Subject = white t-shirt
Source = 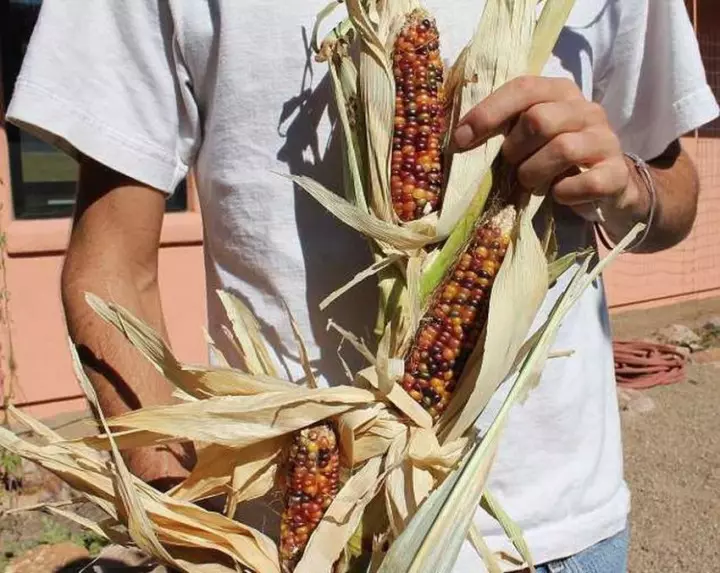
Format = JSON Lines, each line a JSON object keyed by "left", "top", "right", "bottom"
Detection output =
{"left": 8, "top": 0, "right": 718, "bottom": 570}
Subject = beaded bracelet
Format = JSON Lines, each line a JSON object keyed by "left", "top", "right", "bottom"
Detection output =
{"left": 594, "top": 151, "right": 658, "bottom": 252}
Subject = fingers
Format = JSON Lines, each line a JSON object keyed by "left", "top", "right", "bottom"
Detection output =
{"left": 448, "top": 75, "right": 632, "bottom": 215}
{"left": 452, "top": 76, "right": 583, "bottom": 151}
{"left": 552, "top": 157, "right": 629, "bottom": 207}
{"left": 501, "top": 100, "right": 608, "bottom": 165}
{"left": 516, "top": 126, "right": 622, "bottom": 191}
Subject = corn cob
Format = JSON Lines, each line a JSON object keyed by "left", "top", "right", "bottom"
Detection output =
{"left": 401, "top": 206, "right": 516, "bottom": 419}
{"left": 391, "top": 9, "right": 447, "bottom": 222}
{"left": 280, "top": 421, "right": 341, "bottom": 572}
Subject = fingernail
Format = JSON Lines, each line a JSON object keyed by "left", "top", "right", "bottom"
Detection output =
{"left": 453, "top": 124, "right": 475, "bottom": 150}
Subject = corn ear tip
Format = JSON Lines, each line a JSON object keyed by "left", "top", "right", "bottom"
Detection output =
{"left": 494, "top": 204, "right": 517, "bottom": 236}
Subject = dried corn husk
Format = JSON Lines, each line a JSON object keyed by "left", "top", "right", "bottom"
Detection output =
{"left": 0, "top": 406, "right": 281, "bottom": 573}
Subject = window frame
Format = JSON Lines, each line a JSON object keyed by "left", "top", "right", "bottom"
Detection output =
{"left": 0, "top": 0, "right": 189, "bottom": 221}
{"left": 0, "top": 0, "right": 202, "bottom": 256}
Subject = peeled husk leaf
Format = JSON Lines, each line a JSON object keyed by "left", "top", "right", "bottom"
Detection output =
{"left": 169, "top": 440, "right": 286, "bottom": 505}
{"left": 384, "top": 428, "right": 468, "bottom": 537}
{"left": 481, "top": 489, "right": 535, "bottom": 571}
{"left": 468, "top": 523, "right": 503, "bottom": 573}
{"left": 377, "top": 220, "right": 644, "bottom": 573}
{"left": 3, "top": 298, "right": 423, "bottom": 572}
{"left": 85, "top": 292, "right": 295, "bottom": 399}
{"left": 78, "top": 386, "right": 380, "bottom": 451}
{"left": 4, "top": 215, "right": 639, "bottom": 573}
{"left": 68, "top": 295, "right": 452, "bottom": 569}
{"left": 294, "top": 457, "right": 384, "bottom": 573}
{"left": 357, "top": 366, "right": 433, "bottom": 430}
{"left": 440, "top": 194, "right": 548, "bottom": 442}
{"left": 0, "top": 411, "right": 281, "bottom": 573}
{"left": 435, "top": 0, "right": 536, "bottom": 238}
{"left": 216, "top": 290, "right": 279, "bottom": 377}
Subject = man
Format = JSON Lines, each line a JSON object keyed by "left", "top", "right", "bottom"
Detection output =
{"left": 7, "top": 0, "right": 717, "bottom": 571}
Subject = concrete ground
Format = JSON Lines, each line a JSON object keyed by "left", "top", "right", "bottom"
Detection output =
{"left": 612, "top": 298, "right": 720, "bottom": 573}
{"left": 621, "top": 360, "right": 720, "bottom": 573}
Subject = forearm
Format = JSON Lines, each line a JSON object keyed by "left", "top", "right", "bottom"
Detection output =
{"left": 62, "top": 247, "right": 196, "bottom": 489}
{"left": 61, "top": 259, "right": 175, "bottom": 417}
{"left": 61, "top": 157, "right": 195, "bottom": 489}
{"left": 599, "top": 140, "right": 699, "bottom": 253}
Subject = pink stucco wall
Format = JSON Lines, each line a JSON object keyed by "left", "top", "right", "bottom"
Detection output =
{"left": 600, "top": 136, "right": 720, "bottom": 309}
{"left": 2, "top": 246, "right": 208, "bottom": 419}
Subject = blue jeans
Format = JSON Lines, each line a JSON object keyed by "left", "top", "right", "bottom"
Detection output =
{"left": 534, "top": 527, "right": 630, "bottom": 573}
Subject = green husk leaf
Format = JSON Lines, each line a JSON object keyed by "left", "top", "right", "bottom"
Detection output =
{"left": 481, "top": 490, "right": 535, "bottom": 573}
{"left": 374, "top": 258, "right": 407, "bottom": 338}
{"left": 311, "top": 0, "right": 347, "bottom": 55}
{"left": 467, "top": 524, "right": 503, "bottom": 573}
{"left": 376, "top": 322, "right": 402, "bottom": 395}
{"left": 419, "top": 172, "right": 493, "bottom": 303}
{"left": 528, "top": 0, "right": 578, "bottom": 75}
{"left": 376, "top": 428, "right": 501, "bottom": 573}
{"left": 539, "top": 199, "right": 558, "bottom": 261}
{"left": 548, "top": 248, "right": 592, "bottom": 286}
{"left": 405, "top": 254, "right": 424, "bottom": 349}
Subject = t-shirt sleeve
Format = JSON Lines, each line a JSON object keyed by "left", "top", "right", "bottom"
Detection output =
{"left": 594, "top": 0, "right": 719, "bottom": 161}
{"left": 5, "top": 1, "right": 199, "bottom": 195}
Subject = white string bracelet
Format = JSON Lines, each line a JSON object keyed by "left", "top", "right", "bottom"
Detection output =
{"left": 595, "top": 151, "right": 658, "bottom": 252}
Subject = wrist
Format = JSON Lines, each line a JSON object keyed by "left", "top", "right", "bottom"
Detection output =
{"left": 597, "top": 152, "right": 659, "bottom": 252}
{"left": 608, "top": 154, "right": 652, "bottom": 224}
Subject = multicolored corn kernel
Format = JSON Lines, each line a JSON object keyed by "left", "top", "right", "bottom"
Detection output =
{"left": 401, "top": 206, "right": 516, "bottom": 419}
{"left": 279, "top": 421, "right": 341, "bottom": 572}
{"left": 391, "top": 9, "right": 447, "bottom": 222}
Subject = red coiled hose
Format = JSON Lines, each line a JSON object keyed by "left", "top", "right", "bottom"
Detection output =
{"left": 613, "top": 340, "right": 687, "bottom": 390}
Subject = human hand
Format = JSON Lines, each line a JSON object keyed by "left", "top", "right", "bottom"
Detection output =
{"left": 123, "top": 441, "right": 197, "bottom": 493}
{"left": 451, "top": 75, "right": 651, "bottom": 223}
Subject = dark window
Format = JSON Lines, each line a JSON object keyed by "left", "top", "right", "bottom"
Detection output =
{"left": 0, "top": 0, "right": 187, "bottom": 220}
{"left": 692, "top": 0, "right": 720, "bottom": 138}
